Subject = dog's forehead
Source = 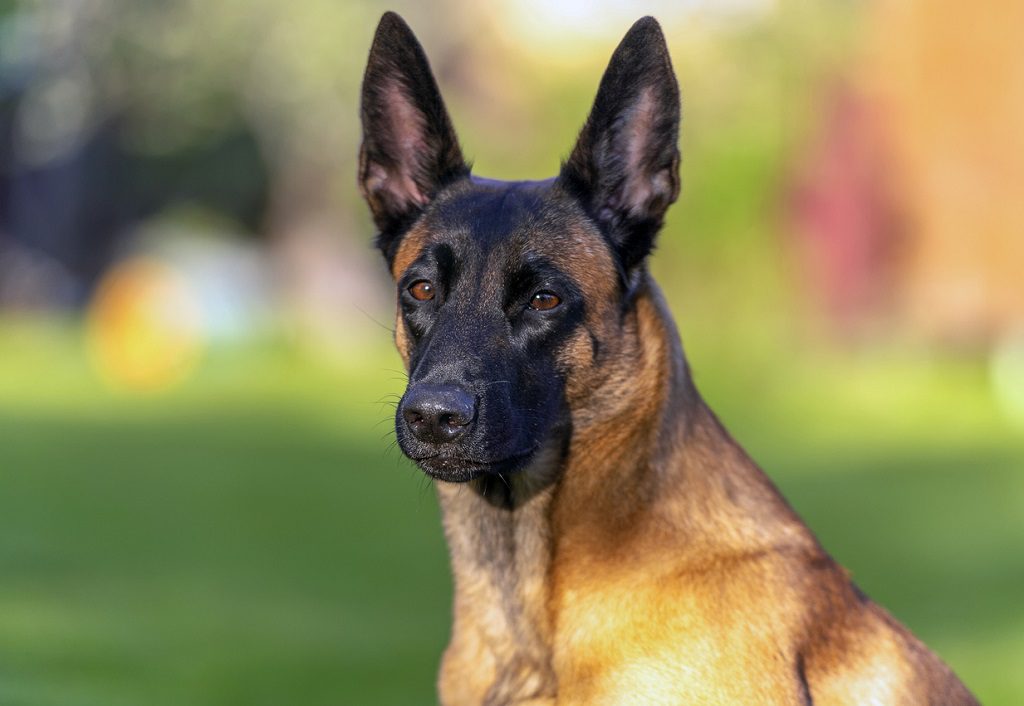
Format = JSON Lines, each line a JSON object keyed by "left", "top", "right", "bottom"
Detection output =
{"left": 391, "top": 178, "right": 617, "bottom": 286}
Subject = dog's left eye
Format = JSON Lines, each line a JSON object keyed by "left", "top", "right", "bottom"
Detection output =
{"left": 529, "top": 291, "right": 561, "bottom": 311}
{"left": 408, "top": 280, "right": 435, "bottom": 301}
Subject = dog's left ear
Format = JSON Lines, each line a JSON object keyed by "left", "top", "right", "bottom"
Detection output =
{"left": 359, "top": 12, "right": 468, "bottom": 261}
{"left": 561, "top": 17, "right": 681, "bottom": 272}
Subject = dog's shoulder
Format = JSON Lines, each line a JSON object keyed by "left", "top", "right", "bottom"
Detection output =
{"left": 799, "top": 576, "right": 980, "bottom": 705}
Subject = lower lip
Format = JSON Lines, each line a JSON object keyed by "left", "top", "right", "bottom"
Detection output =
{"left": 415, "top": 450, "right": 535, "bottom": 481}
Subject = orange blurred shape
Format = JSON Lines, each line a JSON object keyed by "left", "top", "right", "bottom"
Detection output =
{"left": 87, "top": 258, "right": 203, "bottom": 391}
{"left": 866, "top": 0, "right": 1024, "bottom": 343}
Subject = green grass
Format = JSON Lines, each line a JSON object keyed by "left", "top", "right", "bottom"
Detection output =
{"left": 1, "top": 321, "right": 1022, "bottom": 704}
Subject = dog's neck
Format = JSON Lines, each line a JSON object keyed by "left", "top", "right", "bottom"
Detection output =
{"left": 434, "top": 276, "right": 808, "bottom": 700}
{"left": 433, "top": 277, "right": 694, "bottom": 698}
{"left": 435, "top": 462, "right": 560, "bottom": 700}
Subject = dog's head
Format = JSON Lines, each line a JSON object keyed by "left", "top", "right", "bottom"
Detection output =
{"left": 359, "top": 12, "right": 680, "bottom": 483}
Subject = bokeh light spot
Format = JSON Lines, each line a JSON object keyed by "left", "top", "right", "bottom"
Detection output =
{"left": 87, "top": 258, "right": 204, "bottom": 392}
{"left": 992, "top": 330, "right": 1024, "bottom": 428}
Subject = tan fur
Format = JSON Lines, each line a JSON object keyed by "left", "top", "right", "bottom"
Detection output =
{"left": 551, "top": 223, "right": 621, "bottom": 410}
{"left": 390, "top": 222, "right": 431, "bottom": 280}
{"left": 391, "top": 223, "right": 432, "bottom": 363}
{"left": 389, "top": 210, "right": 974, "bottom": 705}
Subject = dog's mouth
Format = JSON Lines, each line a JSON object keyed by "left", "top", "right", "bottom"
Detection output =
{"left": 411, "top": 448, "right": 537, "bottom": 483}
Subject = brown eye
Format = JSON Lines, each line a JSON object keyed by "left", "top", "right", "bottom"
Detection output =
{"left": 408, "top": 280, "right": 435, "bottom": 301}
{"left": 529, "top": 291, "right": 561, "bottom": 311}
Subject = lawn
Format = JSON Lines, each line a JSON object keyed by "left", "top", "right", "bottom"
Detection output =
{"left": 1, "top": 321, "right": 1022, "bottom": 704}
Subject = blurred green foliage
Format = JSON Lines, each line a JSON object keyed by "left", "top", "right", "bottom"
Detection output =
{"left": 1, "top": 322, "right": 1022, "bottom": 704}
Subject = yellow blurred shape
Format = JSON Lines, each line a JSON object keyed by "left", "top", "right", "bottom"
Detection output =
{"left": 87, "top": 258, "right": 203, "bottom": 391}
{"left": 992, "top": 331, "right": 1024, "bottom": 428}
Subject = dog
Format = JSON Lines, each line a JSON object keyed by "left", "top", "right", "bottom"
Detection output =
{"left": 358, "top": 12, "right": 978, "bottom": 705}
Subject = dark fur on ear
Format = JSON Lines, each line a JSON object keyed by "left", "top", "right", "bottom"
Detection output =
{"left": 359, "top": 12, "right": 468, "bottom": 261}
{"left": 560, "top": 16, "right": 681, "bottom": 272}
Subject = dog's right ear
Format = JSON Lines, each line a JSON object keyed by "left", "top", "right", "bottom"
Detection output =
{"left": 359, "top": 12, "right": 468, "bottom": 262}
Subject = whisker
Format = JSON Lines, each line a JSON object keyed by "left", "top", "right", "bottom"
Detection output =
{"left": 355, "top": 305, "right": 395, "bottom": 335}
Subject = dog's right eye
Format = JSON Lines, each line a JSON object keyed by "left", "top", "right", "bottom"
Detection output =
{"left": 408, "top": 280, "right": 435, "bottom": 301}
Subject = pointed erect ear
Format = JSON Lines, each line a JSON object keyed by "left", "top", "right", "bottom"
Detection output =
{"left": 560, "top": 17, "right": 681, "bottom": 272}
{"left": 359, "top": 12, "right": 468, "bottom": 261}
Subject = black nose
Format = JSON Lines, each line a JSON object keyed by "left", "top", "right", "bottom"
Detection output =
{"left": 400, "top": 384, "right": 476, "bottom": 444}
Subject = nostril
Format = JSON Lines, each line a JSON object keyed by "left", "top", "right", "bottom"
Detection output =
{"left": 400, "top": 384, "right": 477, "bottom": 444}
{"left": 403, "top": 408, "right": 425, "bottom": 427}
{"left": 440, "top": 412, "right": 470, "bottom": 429}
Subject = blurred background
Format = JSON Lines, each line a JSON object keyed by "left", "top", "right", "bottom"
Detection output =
{"left": 1, "top": 0, "right": 1022, "bottom": 703}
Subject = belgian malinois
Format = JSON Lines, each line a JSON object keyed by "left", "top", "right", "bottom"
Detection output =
{"left": 358, "top": 12, "right": 977, "bottom": 705}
